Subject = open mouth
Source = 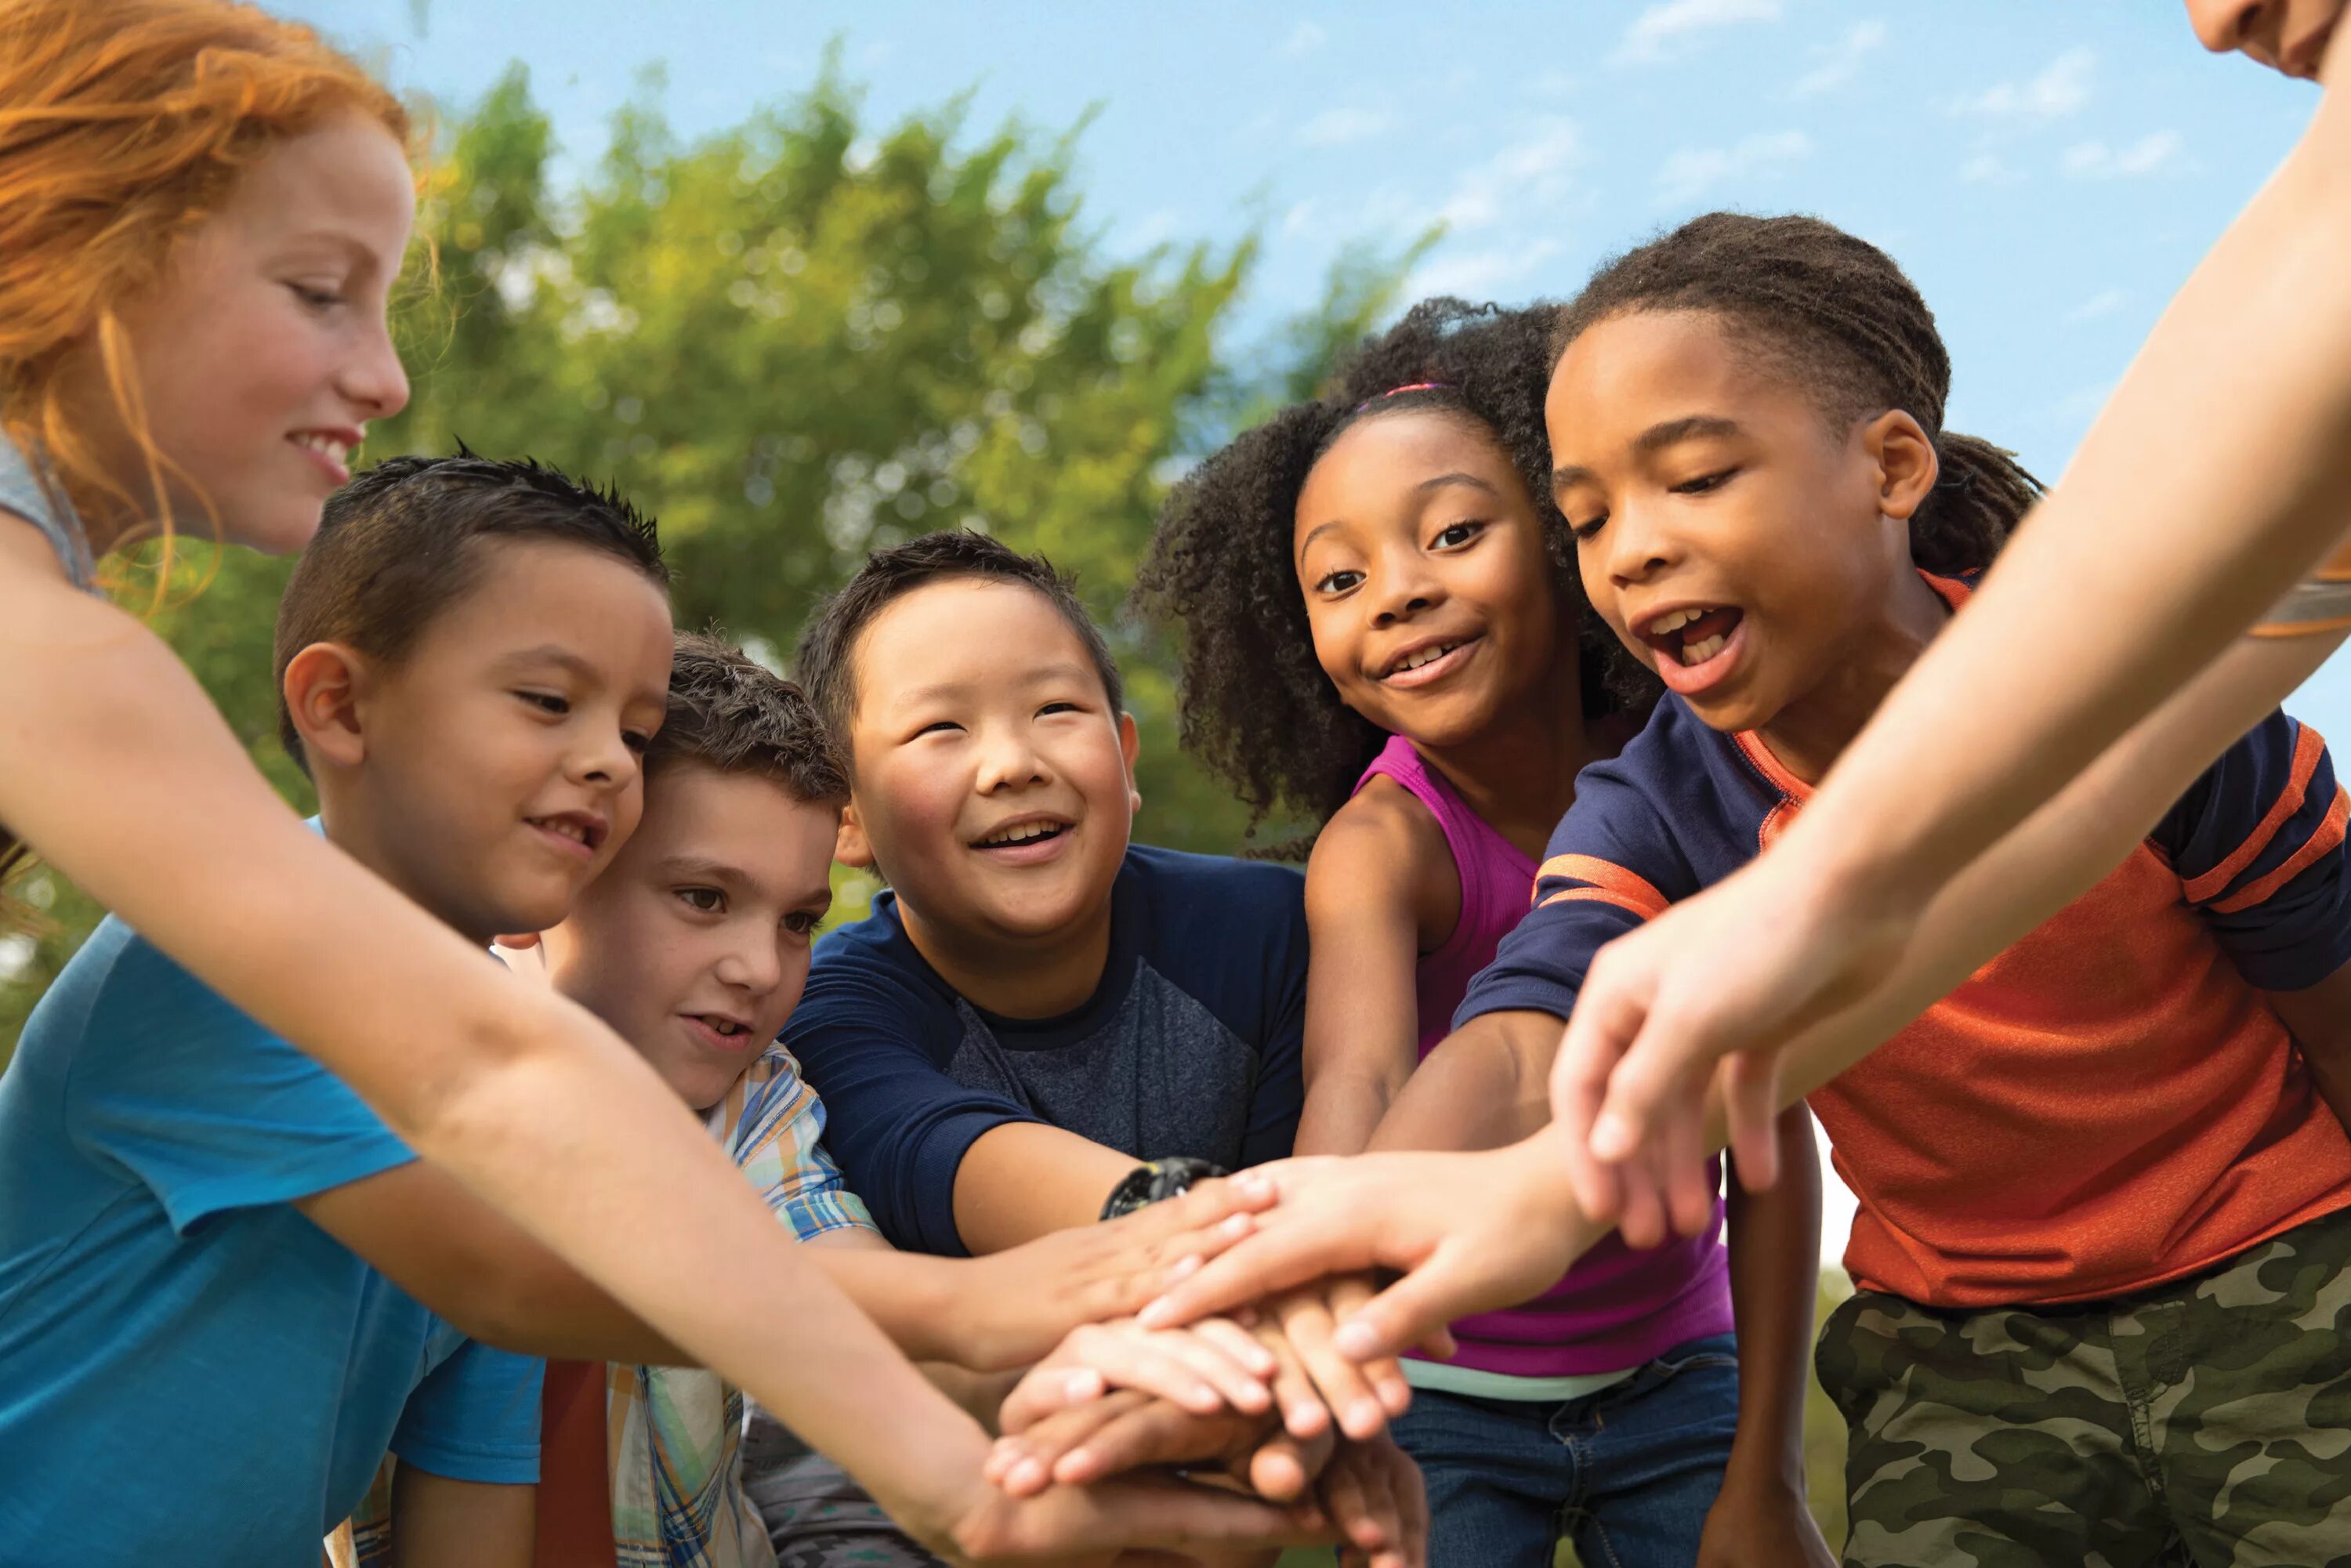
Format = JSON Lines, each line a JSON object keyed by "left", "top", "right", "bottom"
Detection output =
{"left": 289, "top": 429, "right": 357, "bottom": 484}
{"left": 1378, "top": 635, "right": 1482, "bottom": 686}
{"left": 1641, "top": 605, "right": 1745, "bottom": 668}
{"left": 973, "top": 817, "right": 1070, "bottom": 852}
{"left": 685, "top": 1013, "right": 759, "bottom": 1052}
{"left": 527, "top": 813, "right": 605, "bottom": 859}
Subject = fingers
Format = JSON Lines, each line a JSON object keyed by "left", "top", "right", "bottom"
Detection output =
{"left": 1330, "top": 1247, "right": 1479, "bottom": 1367}
{"left": 1661, "top": 1085, "right": 1718, "bottom": 1240}
{"left": 1252, "top": 1309, "right": 1332, "bottom": 1441}
{"left": 1549, "top": 1004, "right": 1634, "bottom": 1227}
{"left": 1273, "top": 1287, "right": 1386, "bottom": 1441}
{"left": 1237, "top": 1429, "right": 1310, "bottom": 1503}
{"left": 998, "top": 1362, "right": 1108, "bottom": 1436}
{"left": 1140, "top": 1220, "right": 1363, "bottom": 1331}
{"left": 1050, "top": 1402, "right": 1264, "bottom": 1488}
{"left": 1723, "top": 1050, "right": 1785, "bottom": 1192}
{"left": 1325, "top": 1276, "right": 1411, "bottom": 1419}
{"left": 988, "top": 1390, "right": 1149, "bottom": 1497}
{"left": 1391, "top": 1441, "right": 1430, "bottom": 1568}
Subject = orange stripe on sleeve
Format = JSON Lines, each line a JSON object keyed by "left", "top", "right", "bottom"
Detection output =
{"left": 1539, "top": 886, "right": 1663, "bottom": 922}
{"left": 2210, "top": 784, "right": 2349, "bottom": 915}
{"left": 1534, "top": 854, "right": 1668, "bottom": 919}
{"left": 2183, "top": 723, "right": 2324, "bottom": 905}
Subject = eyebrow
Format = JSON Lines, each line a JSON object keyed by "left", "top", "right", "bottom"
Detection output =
{"left": 1552, "top": 415, "right": 1744, "bottom": 493}
{"left": 889, "top": 662, "right": 1098, "bottom": 708}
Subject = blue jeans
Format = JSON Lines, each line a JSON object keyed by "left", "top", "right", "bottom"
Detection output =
{"left": 1386, "top": 1332, "right": 1740, "bottom": 1568}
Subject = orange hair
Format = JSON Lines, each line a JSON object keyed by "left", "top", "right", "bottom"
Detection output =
{"left": 0, "top": 0, "right": 411, "bottom": 910}
{"left": 0, "top": 0, "right": 411, "bottom": 542}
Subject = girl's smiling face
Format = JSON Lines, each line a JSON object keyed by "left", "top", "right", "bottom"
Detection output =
{"left": 65, "top": 111, "right": 415, "bottom": 555}
{"left": 1546, "top": 308, "right": 1938, "bottom": 744}
{"left": 1292, "top": 408, "right": 1572, "bottom": 752}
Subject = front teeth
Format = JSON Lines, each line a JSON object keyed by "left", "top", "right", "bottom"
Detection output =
{"left": 1652, "top": 607, "right": 1706, "bottom": 636}
{"left": 1679, "top": 634, "right": 1728, "bottom": 665}
{"left": 1392, "top": 643, "right": 1458, "bottom": 675}
{"left": 981, "top": 822, "right": 1060, "bottom": 846}
{"left": 294, "top": 433, "right": 351, "bottom": 466}
{"left": 537, "top": 818, "right": 589, "bottom": 845}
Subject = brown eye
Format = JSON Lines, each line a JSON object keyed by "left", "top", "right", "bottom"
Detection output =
{"left": 676, "top": 887, "right": 724, "bottom": 914}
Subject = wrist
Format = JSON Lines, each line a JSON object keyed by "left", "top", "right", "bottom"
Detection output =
{"left": 1721, "top": 1437, "right": 1809, "bottom": 1497}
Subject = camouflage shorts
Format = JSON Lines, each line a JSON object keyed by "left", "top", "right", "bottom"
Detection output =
{"left": 1816, "top": 1204, "right": 2351, "bottom": 1568}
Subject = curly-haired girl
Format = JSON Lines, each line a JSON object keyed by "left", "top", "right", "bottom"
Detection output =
{"left": 1137, "top": 299, "right": 1829, "bottom": 1568}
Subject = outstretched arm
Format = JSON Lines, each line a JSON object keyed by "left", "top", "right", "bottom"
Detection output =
{"left": 1147, "top": 627, "right": 2348, "bottom": 1357}
{"left": 1552, "top": 38, "right": 2351, "bottom": 1182}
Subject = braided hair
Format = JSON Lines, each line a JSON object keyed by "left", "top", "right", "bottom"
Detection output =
{"left": 1554, "top": 212, "right": 2042, "bottom": 577}
{"left": 1134, "top": 298, "right": 1635, "bottom": 843}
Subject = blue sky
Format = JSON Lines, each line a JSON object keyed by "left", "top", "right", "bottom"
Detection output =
{"left": 294, "top": 0, "right": 2351, "bottom": 744}
{"left": 285, "top": 1, "right": 2335, "bottom": 1262}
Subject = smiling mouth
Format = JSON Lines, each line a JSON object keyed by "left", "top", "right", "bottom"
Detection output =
{"left": 686, "top": 1013, "right": 759, "bottom": 1052}
{"left": 973, "top": 820, "right": 1069, "bottom": 849}
{"left": 527, "top": 814, "right": 604, "bottom": 855}
{"left": 1642, "top": 606, "right": 1745, "bottom": 667}
{"left": 1378, "top": 635, "right": 1481, "bottom": 683}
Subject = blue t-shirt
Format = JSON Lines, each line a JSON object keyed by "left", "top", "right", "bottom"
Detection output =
{"left": 0, "top": 917, "right": 542, "bottom": 1563}
{"left": 787, "top": 844, "right": 1308, "bottom": 1255}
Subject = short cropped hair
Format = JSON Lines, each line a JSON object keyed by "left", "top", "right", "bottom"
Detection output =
{"left": 793, "top": 530, "right": 1125, "bottom": 745}
{"left": 650, "top": 632, "right": 847, "bottom": 806}
{"left": 273, "top": 452, "right": 671, "bottom": 773}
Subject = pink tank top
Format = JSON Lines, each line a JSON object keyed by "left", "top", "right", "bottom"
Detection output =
{"left": 1356, "top": 735, "right": 1732, "bottom": 1377}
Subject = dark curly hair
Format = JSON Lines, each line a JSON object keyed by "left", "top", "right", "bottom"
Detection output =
{"left": 1133, "top": 298, "right": 1632, "bottom": 841}
{"left": 1553, "top": 212, "right": 2043, "bottom": 577}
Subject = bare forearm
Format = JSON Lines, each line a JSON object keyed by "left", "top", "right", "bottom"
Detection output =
{"left": 1725, "top": 631, "right": 2346, "bottom": 1135}
{"left": 1369, "top": 1011, "right": 1562, "bottom": 1153}
{"left": 953, "top": 1123, "right": 1137, "bottom": 1254}
{"left": 387, "top": 1469, "right": 533, "bottom": 1568}
{"left": 1294, "top": 1069, "right": 1407, "bottom": 1157}
{"left": 1722, "top": 1109, "right": 1822, "bottom": 1489}
{"left": 1778, "top": 97, "right": 2351, "bottom": 915}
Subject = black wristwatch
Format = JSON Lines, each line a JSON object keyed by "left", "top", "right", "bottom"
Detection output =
{"left": 1099, "top": 1157, "right": 1228, "bottom": 1221}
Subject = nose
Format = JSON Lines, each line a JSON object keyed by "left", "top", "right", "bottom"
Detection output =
{"left": 1368, "top": 545, "right": 1445, "bottom": 629}
{"left": 973, "top": 719, "right": 1051, "bottom": 795}
{"left": 715, "top": 929, "right": 787, "bottom": 998}
{"left": 343, "top": 312, "right": 411, "bottom": 422}
{"left": 2184, "top": 0, "right": 2271, "bottom": 53}
{"left": 570, "top": 720, "right": 643, "bottom": 795}
{"left": 1603, "top": 498, "right": 1679, "bottom": 589}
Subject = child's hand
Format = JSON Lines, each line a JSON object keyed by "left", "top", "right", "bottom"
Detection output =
{"left": 998, "top": 1316, "right": 1277, "bottom": 1432}
{"left": 1140, "top": 1143, "right": 1588, "bottom": 1367}
{"left": 987, "top": 1388, "right": 1326, "bottom": 1501}
{"left": 1314, "top": 1433, "right": 1428, "bottom": 1568}
{"left": 959, "top": 1179, "right": 1274, "bottom": 1370}
{"left": 1253, "top": 1274, "right": 1414, "bottom": 1442}
{"left": 1694, "top": 1468, "right": 1835, "bottom": 1568}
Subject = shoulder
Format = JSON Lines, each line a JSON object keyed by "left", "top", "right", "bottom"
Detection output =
{"left": 1306, "top": 780, "right": 1452, "bottom": 931}
{"left": 1543, "top": 699, "right": 1749, "bottom": 892}
{"left": 790, "top": 900, "right": 957, "bottom": 1045}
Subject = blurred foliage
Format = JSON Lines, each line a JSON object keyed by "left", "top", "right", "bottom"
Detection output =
{"left": 0, "top": 57, "right": 1428, "bottom": 1056}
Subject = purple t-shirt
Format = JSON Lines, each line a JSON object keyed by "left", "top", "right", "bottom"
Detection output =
{"left": 1356, "top": 735, "right": 1732, "bottom": 1378}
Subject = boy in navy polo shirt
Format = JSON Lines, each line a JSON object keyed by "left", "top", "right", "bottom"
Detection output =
{"left": 750, "top": 531, "right": 1324, "bottom": 1559}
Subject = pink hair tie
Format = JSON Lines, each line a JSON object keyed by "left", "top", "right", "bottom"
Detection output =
{"left": 1352, "top": 381, "right": 1451, "bottom": 414}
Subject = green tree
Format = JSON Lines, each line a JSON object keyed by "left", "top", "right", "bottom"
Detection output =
{"left": 1, "top": 60, "right": 1422, "bottom": 1057}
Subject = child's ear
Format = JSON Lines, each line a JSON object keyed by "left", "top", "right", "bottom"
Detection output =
{"left": 1865, "top": 410, "right": 1940, "bottom": 524}
{"left": 282, "top": 642, "right": 371, "bottom": 772}
{"left": 1118, "top": 712, "right": 1142, "bottom": 816}
{"left": 834, "top": 800, "right": 876, "bottom": 870}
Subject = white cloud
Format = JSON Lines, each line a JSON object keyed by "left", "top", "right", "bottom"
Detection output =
{"left": 1791, "top": 19, "right": 1886, "bottom": 98}
{"left": 1410, "top": 239, "right": 1567, "bottom": 301}
{"left": 1298, "top": 107, "right": 1391, "bottom": 148}
{"left": 1959, "top": 152, "right": 2023, "bottom": 186}
{"left": 1655, "top": 129, "right": 1812, "bottom": 205}
{"left": 1614, "top": 0, "right": 1783, "bottom": 66}
{"left": 1954, "top": 46, "right": 2094, "bottom": 122}
{"left": 1280, "top": 21, "right": 1327, "bottom": 58}
{"left": 2062, "top": 130, "right": 2184, "bottom": 179}
{"left": 1436, "top": 117, "right": 1585, "bottom": 230}
{"left": 2066, "top": 288, "right": 2128, "bottom": 324}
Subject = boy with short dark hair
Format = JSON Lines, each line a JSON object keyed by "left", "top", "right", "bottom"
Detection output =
{"left": 757, "top": 531, "right": 1325, "bottom": 1556}
{"left": 0, "top": 452, "right": 679, "bottom": 1562}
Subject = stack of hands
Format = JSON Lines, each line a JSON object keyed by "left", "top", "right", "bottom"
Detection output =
{"left": 969, "top": 1182, "right": 1441, "bottom": 1568}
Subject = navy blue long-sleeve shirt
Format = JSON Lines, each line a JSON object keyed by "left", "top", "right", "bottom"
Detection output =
{"left": 784, "top": 844, "right": 1309, "bottom": 1255}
